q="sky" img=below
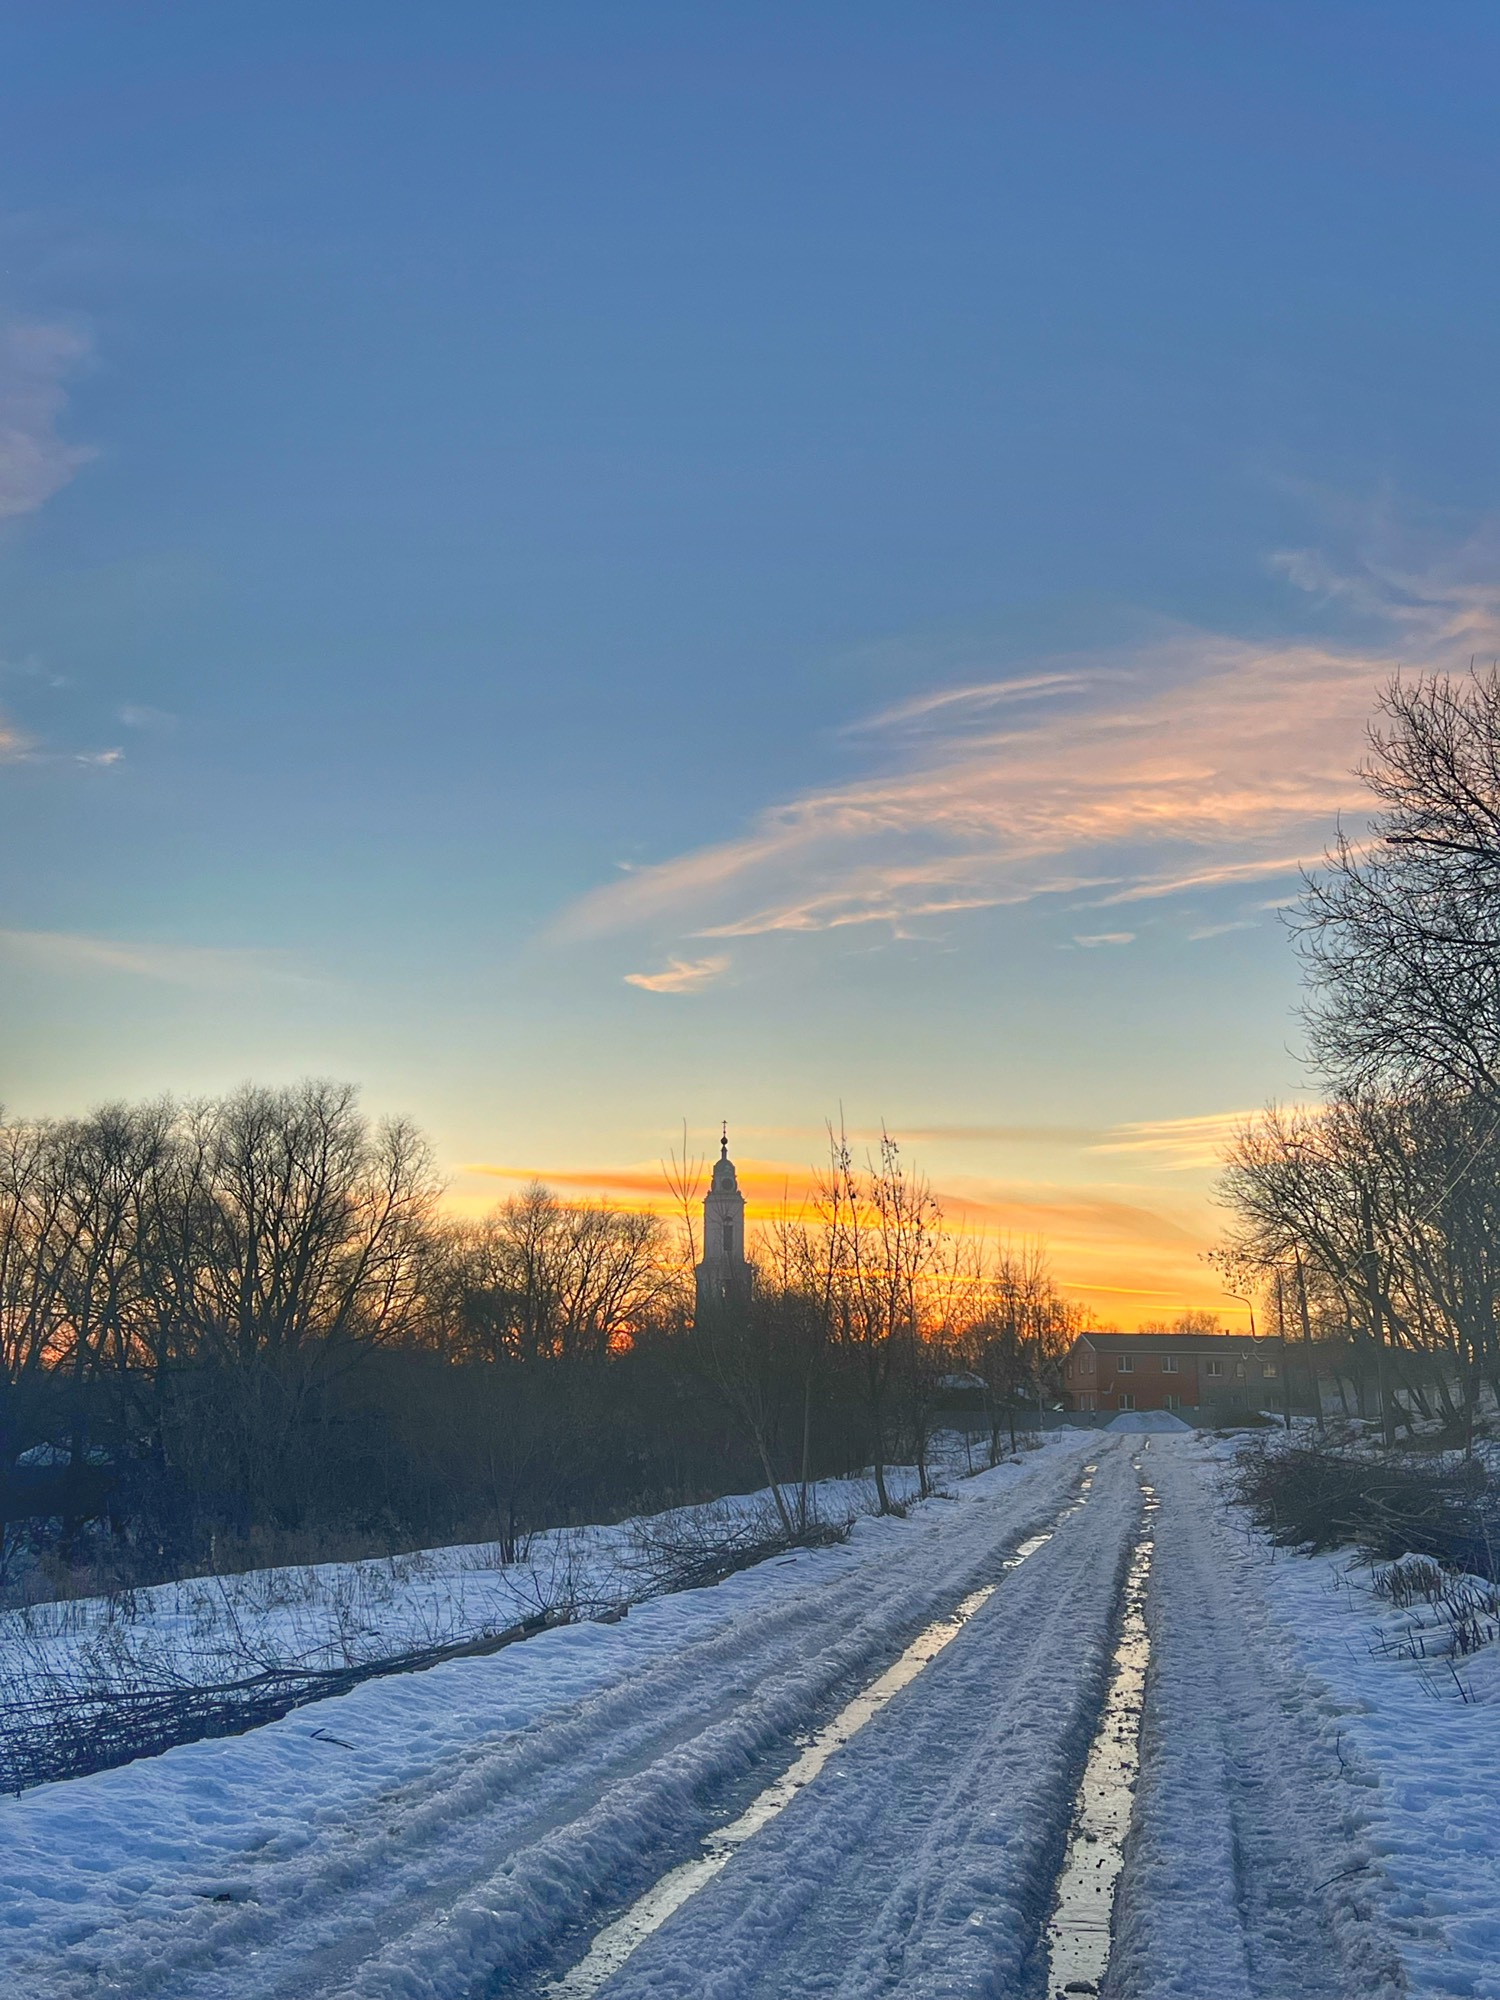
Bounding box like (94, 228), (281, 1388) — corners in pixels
(3, 3), (1500, 1325)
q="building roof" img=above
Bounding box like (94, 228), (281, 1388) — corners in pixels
(1075, 1331), (1267, 1352)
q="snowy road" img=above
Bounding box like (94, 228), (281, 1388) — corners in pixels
(1, 1436), (1411, 1999)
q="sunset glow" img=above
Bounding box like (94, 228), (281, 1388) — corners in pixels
(454, 1126), (1249, 1331)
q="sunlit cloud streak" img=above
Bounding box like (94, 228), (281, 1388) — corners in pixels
(845, 671), (1101, 736)
(0, 319), (93, 522)
(0, 929), (310, 989)
(557, 558), (1500, 951)
(1186, 918), (1259, 942)
(624, 954), (730, 993)
(1089, 1109), (1262, 1171)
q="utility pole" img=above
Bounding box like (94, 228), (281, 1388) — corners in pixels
(1358, 1185), (1396, 1448)
(1294, 1251), (1325, 1434)
(1274, 1269), (1293, 1431)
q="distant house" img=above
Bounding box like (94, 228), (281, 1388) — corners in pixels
(1062, 1331), (1285, 1418)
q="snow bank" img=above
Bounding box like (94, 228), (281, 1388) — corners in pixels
(1259, 1511), (1500, 1997)
(0, 1463), (938, 1752)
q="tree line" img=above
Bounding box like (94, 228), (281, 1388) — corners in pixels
(0, 1085), (1079, 1585)
(1219, 670), (1500, 1444)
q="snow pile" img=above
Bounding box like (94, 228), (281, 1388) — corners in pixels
(1107, 1409), (1191, 1433)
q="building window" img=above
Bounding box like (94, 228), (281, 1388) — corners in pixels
(1262, 1362), (1278, 1379)
(1164, 1393), (1181, 1411)
(1116, 1355), (1134, 1373)
(1205, 1359), (1223, 1378)
(1117, 1392), (1136, 1411)
(1161, 1356), (1179, 1374)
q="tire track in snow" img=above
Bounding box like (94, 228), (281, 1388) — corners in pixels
(582, 1444), (1146, 2000)
(540, 1518), (1077, 1998)
(1042, 1461), (1157, 1997)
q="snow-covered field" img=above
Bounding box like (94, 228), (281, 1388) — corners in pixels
(1, 1430), (1497, 1998)
(0, 1466), (932, 1707)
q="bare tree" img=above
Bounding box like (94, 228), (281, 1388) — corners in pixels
(963, 1243), (1079, 1463)
(1299, 671), (1500, 1096)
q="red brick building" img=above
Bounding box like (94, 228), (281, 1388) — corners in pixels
(1062, 1332), (1284, 1418)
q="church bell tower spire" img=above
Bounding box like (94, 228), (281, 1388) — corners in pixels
(696, 1119), (752, 1318)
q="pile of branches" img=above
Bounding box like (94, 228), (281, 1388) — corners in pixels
(1230, 1435), (1499, 1577)
(0, 1608), (571, 1795)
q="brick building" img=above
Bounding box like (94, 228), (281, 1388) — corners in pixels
(1062, 1331), (1284, 1419)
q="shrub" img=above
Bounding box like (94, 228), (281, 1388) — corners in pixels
(1229, 1435), (1500, 1577)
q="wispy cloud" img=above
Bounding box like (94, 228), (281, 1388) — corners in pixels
(623, 953), (730, 994)
(0, 929), (309, 990)
(1072, 931), (1135, 949)
(0, 319), (93, 522)
(1186, 917), (1260, 942)
(555, 546), (1500, 955)
(846, 671), (1100, 736)
(1090, 1109), (1260, 1171)
(898, 1123), (1105, 1146)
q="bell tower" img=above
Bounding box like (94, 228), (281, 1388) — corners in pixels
(695, 1123), (753, 1318)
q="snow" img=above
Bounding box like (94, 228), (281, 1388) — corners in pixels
(1109, 1434), (1500, 2000)
(1108, 1440), (1404, 2000)
(0, 1467), (930, 1713)
(0, 1435), (1096, 1999)
(1107, 1409), (1192, 1433)
(3, 1429), (1492, 1999)
(592, 1444), (1145, 1999)
(1246, 1470), (1500, 1998)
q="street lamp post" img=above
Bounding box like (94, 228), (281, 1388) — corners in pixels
(1221, 1286), (1287, 1430)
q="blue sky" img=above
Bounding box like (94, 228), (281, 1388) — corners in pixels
(3, 4), (1498, 1319)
